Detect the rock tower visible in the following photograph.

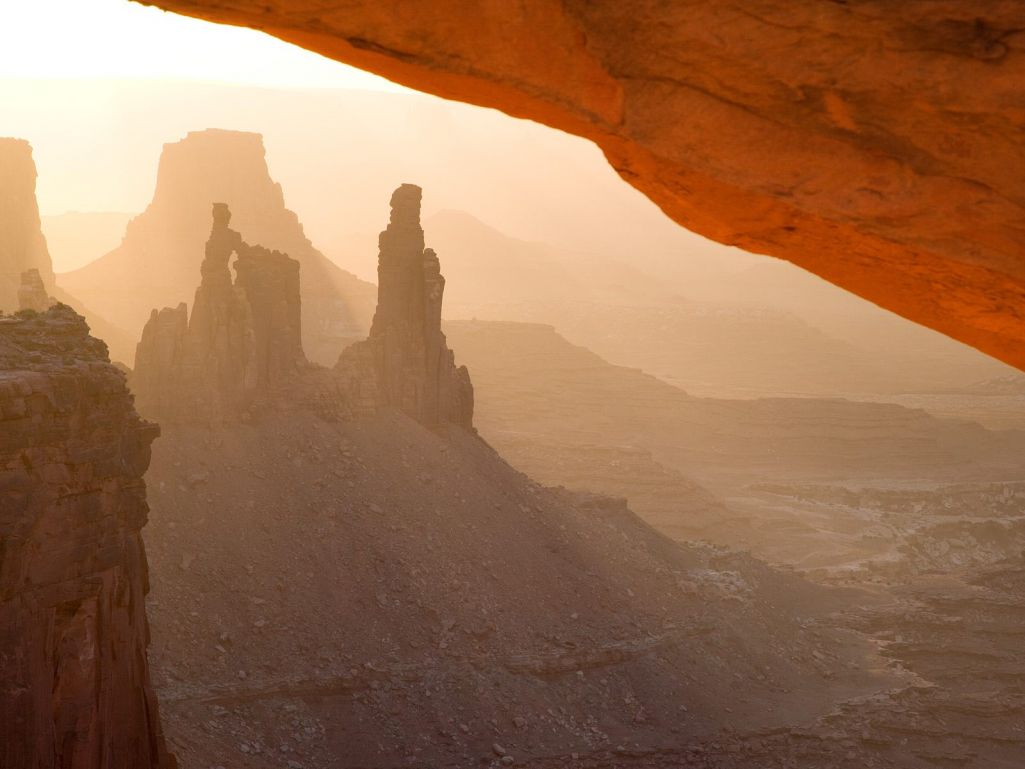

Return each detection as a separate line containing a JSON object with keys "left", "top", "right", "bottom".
{"left": 336, "top": 184, "right": 474, "bottom": 428}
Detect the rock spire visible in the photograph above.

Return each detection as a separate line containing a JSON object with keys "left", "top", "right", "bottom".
{"left": 132, "top": 203, "right": 305, "bottom": 422}
{"left": 337, "top": 184, "right": 474, "bottom": 428}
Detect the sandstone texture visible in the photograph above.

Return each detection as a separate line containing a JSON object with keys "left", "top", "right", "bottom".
{"left": 142, "top": 1, "right": 1025, "bottom": 372}
{"left": 60, "top": 129, "right": 376, "bottom": 365}
{"left": 337, "top": 184, "right": 473, "bottom": 428}
{"left": 133, "top": 204, "right": 305, "bottom": 422}
{"left": 0, "top": 304, "right": 172, "bottom": 769}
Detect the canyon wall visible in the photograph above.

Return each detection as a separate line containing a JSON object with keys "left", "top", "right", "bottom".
{"left": 133, "top": 203, "right": 305, "bottom": 422}
{"left": 144, "top": 1, "right": 1025, "bottom": 372}
{"left": 0, "top": 304, "right": 172, "bottom": 769}
{"left": 336, "top": 184, "right": 474, "bottom": 428}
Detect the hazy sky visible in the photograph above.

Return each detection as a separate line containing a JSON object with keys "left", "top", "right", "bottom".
{"left": 0, "top": 0, "right": 405, "bottom": 90}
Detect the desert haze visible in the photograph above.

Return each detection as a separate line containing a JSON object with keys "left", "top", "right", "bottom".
{"left": 2, "top": 3, "right": 1025, "bottom": 769}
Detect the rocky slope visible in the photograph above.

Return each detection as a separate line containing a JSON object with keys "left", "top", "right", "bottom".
{"left": 59, "top": 129, "right": 376, "bottom": 365}
{"left": 0, "top": 305, "right": 172, "bottom": 769}
{"left": 149, "top": 0, "right": 1025, "bottom": 372}
{"left": 143, "top": 412, "right": 884, "bottom": 769}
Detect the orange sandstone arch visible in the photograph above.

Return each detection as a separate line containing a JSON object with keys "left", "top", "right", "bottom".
{"left": 139, "top": 1, "right": 1025, "bottom": 370}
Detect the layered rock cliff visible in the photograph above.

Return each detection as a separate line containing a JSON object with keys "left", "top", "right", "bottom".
{"left": 133, "top": 204, "right": 305, "bottom": 422}
{"left": 336, "top": 184, "right": 473, "bottom": 428}
{"left": 146, "top": 1, "right": 1025, "bottom": 373}
{"left": 0, "top": 304, "right": 172, "bottom": 769}
{"left": 59, "top": 129, "right": 376, "bottom": 365}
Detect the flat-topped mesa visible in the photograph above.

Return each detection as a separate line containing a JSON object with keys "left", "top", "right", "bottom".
{"left": 0, "top": 304, "right": 173, "bottom": 769}
{"left": 132, "top": 204, "right": 305, "bottom": 422}
{"left": 0, "top": 138, "right": 55, "bottom": 313}
{"left": 17, "top": 268, "right": 54, "bottom": 312}
{"left": 337, "top": 184, "right": 474, "bottom": 428}
{"left": 59, "top": 129, "right": 377, "bottom": 365}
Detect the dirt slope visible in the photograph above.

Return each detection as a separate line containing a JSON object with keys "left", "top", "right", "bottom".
{"left": 143, "top": 411, "right": 884, "bottom": 768}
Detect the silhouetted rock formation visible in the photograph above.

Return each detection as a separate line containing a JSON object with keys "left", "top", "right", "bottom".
{"left": 133, "top": 204, "right": 305, "bottom": 422}
{"left": 17, "top": 267, "right": 54, "bottom": 312}
{"left": 0, "top": 137, "right": 135, "bottom": 358}
{"left": 60, "top": 129, "right": 376, "bottom": 365}
{"left": 0, "top": 304, "right": 173, "bottom": 769}
{"left": 337, "top": 184, "right": 473, "bottom": 428}
{"left": 0, "top": 139, "right": 55, "bottom": 312}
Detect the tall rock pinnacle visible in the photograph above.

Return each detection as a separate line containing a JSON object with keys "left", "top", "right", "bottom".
{"left": 0, "top": 138, "right": 55, "bottom": 312}
{"left": 337, "top": 184, "right": 474, "bottom": 428}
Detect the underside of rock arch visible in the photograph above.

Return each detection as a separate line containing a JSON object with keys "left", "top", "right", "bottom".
{"left": 139, "top": 0, "right": 1025, "bottom": 371}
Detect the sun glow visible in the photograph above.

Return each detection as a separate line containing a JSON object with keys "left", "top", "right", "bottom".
{"left": 0, "top": 0, "right": 406, "bottom": 91}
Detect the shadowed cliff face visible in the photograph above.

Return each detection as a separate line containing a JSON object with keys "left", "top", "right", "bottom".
{"left": 139, "top": 0, "right": 1025, "bottom": 372}
{"left": 0, "top": 305, "right": 173, "bottom": 769}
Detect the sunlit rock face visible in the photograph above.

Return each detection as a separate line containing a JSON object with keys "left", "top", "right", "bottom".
{"left": 336, "top": 184, "right": 474, "bottom": 428}
{"left": 0, "top": 305, "right": 173, "bottom": 769}
{"left": 59, "top": 128, "right": 376, "bottom": 365}
{"left": 133, "top": 203, "right": 306, "bottom": 422}
{"left": 145, "top": 1, "right": 1025, "bottom": 371}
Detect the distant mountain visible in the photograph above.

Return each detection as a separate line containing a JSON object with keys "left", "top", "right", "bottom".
{"left": 422, "top": 210, "right": 1009, "bottom": 398}
{"left": 425, "top": 209, "right": 684, "bottom": 309}
{"left": 58, "top": 129, "right": 376, "bottom": 365}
